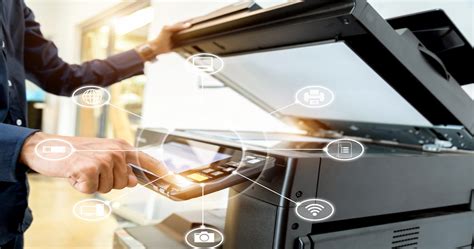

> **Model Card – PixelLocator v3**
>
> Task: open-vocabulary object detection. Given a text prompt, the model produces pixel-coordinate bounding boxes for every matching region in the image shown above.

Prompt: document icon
[337,142,352,158]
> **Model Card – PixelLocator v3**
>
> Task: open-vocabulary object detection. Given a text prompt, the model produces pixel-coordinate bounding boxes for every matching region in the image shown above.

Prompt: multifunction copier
[115,0,474,248]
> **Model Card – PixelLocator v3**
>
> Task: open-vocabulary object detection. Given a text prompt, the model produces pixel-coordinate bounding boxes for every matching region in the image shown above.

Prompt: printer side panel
[224,188,280,249]
[317,154,474,221]
[224,157,322,249]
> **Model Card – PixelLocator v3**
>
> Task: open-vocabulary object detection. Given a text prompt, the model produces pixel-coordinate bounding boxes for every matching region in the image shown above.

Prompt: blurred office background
[23,0,473,248]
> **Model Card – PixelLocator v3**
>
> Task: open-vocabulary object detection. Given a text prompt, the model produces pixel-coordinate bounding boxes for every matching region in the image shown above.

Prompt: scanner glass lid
[219,42,433,127]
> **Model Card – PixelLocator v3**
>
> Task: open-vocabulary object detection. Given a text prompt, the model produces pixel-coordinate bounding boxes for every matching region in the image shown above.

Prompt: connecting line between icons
[264,148,325,151]
[198,75,206,105]
[74,147,159,152]
[74,149,142,152]
[201,184,205,227]
[268,102,298,115]
[198,75,204,89]
[109,172,171,202]
[108,103,145,120]
[233,171,298,205]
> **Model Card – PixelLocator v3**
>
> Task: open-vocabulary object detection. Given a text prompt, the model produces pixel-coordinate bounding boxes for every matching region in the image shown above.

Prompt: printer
[115,0,474,248]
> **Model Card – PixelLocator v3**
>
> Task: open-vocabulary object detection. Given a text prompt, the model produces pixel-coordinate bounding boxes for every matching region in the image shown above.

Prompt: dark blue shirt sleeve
[0,124,37,183]
[23,6,145,96]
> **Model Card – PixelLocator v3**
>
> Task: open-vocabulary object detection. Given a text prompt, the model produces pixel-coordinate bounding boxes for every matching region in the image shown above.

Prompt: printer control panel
[181,154,267,183]
[131,133,274,201]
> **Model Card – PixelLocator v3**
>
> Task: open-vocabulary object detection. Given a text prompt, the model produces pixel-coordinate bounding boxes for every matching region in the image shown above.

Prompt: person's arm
[0,123,168,192]
[19,132,169,193]
[0,124,37,182]
[23,5,190,96]
[0,122,152,193]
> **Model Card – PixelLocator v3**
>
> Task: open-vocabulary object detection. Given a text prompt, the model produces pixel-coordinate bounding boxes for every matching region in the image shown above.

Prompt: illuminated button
[221,167,234,173]
[225,161,240,167]
[202,168,215,174]
[186,173,209,182]
[16,119,23,126]
[8,80,12,87]
[173,175,193,188]
[2,41,5,49]
[210,171,224,177]
[247,158,263,164]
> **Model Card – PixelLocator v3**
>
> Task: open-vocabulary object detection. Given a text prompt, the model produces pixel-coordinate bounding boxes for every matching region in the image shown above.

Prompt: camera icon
[194,231,215,243]
[185,227,223,248]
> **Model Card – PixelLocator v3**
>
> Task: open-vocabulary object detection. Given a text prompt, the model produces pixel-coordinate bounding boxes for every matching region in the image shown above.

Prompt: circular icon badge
[324,139,365,161]
[184,226,224,248]
[185,53,224,75]
[295,86,334,108]
[34,138,75,161]
[73,199,112,221]
[72,86,111,108]
[295,199,335,222]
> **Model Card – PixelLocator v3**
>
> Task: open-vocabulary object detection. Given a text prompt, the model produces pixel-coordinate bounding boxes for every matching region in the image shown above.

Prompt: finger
[73,177,98,194]
[113,160,129,190]
[68,177,77,186]
[68,168,99,194]
[127,166,138,187]
[98,164,114,193]
[111,152,129,190]
[67,161,99,194]
[125,151,169,177]
[164,22,191,32]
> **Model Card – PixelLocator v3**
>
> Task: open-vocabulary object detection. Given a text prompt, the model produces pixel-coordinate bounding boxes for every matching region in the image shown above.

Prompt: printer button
[186,173,210,182]
[210,171,225,177]
[225,161,240,167]
[221,167,235,173]
[202,168,215,174]
[247,158,264,165]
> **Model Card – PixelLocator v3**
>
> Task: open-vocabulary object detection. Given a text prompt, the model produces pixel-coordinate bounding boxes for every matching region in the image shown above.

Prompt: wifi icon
[305,204,325,217]
[296,199,335,222]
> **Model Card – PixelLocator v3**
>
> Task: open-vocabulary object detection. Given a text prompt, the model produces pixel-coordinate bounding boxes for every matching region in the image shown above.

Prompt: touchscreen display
[144,141,231,173]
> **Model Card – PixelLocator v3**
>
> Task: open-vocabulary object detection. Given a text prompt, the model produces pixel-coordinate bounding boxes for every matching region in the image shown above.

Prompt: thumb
[127,165,138,187]
[125,150,169,177]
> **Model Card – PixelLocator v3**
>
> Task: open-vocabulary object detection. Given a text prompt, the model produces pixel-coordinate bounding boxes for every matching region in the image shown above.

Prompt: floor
[24,174,117,249]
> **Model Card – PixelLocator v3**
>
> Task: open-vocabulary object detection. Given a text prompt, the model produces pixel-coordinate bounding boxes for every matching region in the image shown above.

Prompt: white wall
[25,0,122,135]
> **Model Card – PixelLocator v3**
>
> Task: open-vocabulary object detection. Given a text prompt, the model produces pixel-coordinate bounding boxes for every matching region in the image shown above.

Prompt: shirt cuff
[0,123,38,182]
[107,49,145,82]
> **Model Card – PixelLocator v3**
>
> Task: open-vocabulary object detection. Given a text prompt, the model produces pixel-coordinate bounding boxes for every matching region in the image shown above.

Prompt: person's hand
[135,22,191,61]
[19,132,168,194]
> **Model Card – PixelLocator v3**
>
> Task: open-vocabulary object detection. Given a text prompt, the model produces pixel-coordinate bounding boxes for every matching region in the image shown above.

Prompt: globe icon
[81,89,104,106]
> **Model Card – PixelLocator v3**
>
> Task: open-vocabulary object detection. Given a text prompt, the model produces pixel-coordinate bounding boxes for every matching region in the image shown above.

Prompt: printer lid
[173,0,474,150]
